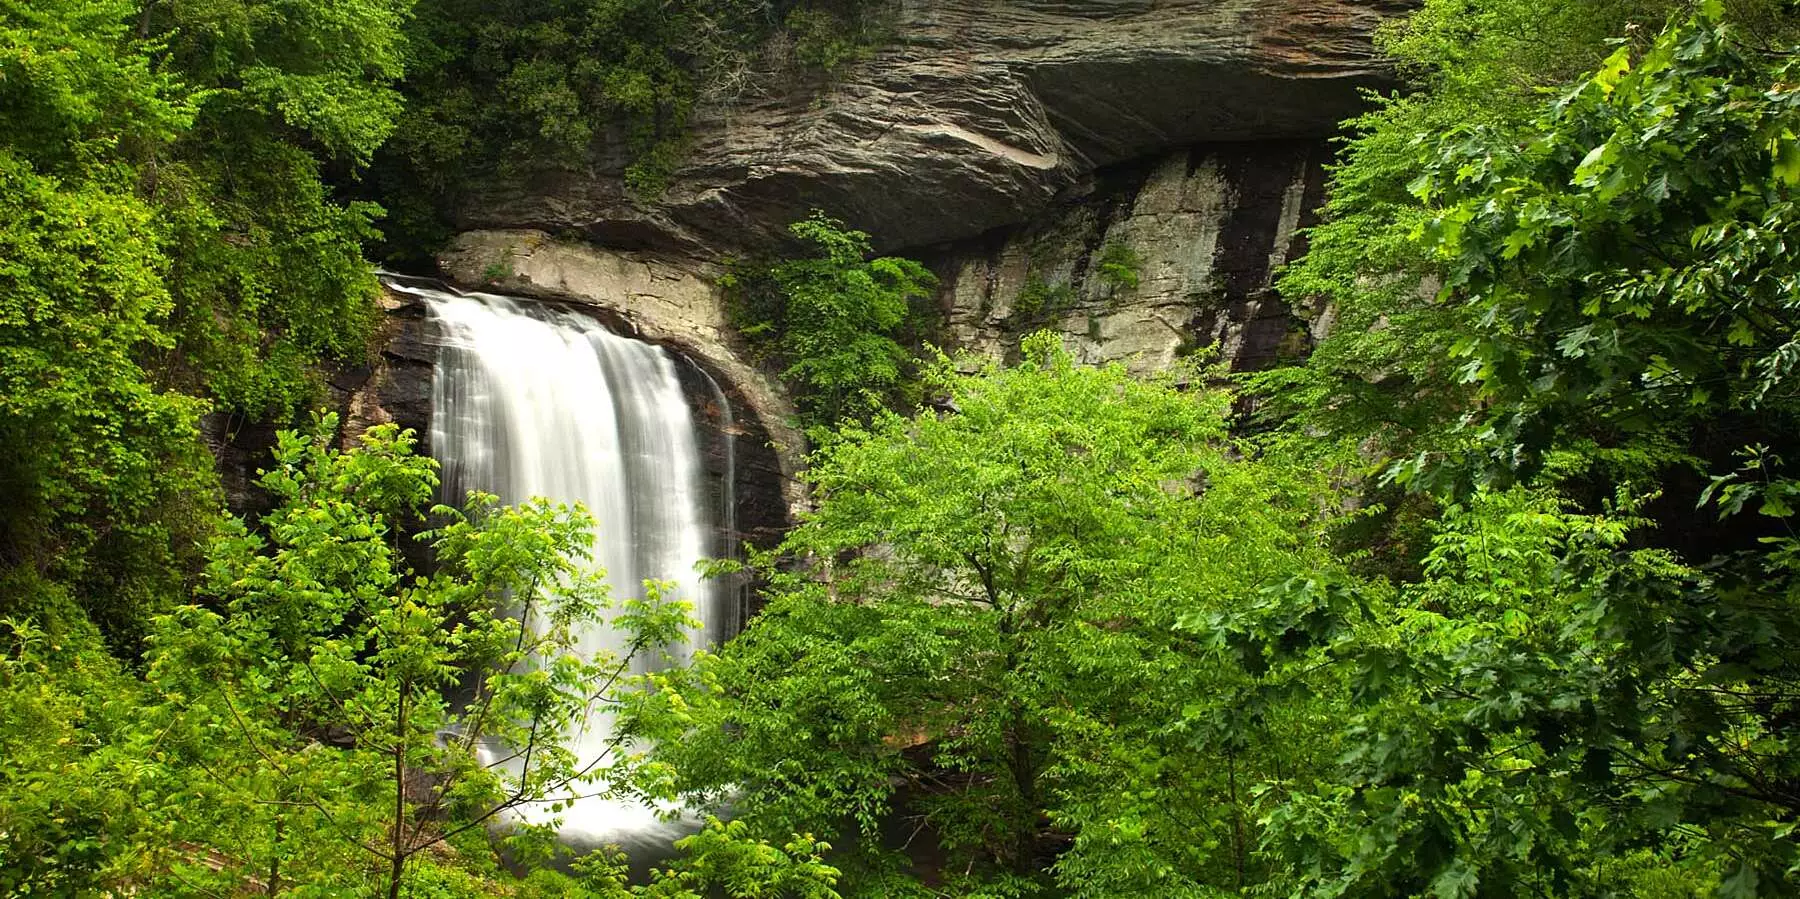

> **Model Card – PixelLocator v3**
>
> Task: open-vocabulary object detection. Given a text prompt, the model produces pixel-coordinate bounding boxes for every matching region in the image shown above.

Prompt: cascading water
[387,279,729,849]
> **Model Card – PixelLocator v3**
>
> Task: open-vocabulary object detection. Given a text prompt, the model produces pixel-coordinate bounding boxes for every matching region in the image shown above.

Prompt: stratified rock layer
[332,1,1412,535]
[454,0,1408,255]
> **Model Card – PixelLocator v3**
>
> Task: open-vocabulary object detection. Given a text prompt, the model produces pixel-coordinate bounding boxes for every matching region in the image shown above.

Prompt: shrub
[724,212,936,429]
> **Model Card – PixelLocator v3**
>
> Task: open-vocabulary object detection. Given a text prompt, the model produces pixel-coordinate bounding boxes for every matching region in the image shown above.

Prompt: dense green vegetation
[0,0,404,645]
[1231,2,1800,892]
[724,213,938,430]
[631,336,1344,895]
[8,0,1800,895]
[3,419,844,895]
[636,1,1800,895]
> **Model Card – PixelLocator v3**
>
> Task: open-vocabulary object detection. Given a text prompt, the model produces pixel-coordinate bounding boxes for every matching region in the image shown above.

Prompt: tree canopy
[0,0,407,641]
[8,0,1800,895]
[629,337,1346,896]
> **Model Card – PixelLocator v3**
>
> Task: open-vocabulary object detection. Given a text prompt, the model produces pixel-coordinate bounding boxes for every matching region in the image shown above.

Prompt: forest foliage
[629,336,1345,895]
[646,2,1800,895]
[723,212,938,430]
[7,0,1800,896]
[0,0,403,644]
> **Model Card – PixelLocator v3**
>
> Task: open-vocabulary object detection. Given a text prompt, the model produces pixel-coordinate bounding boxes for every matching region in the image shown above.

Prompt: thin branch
[217,688,391,862]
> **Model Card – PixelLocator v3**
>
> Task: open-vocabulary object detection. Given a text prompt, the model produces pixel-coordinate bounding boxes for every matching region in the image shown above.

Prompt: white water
[392,280,725,848]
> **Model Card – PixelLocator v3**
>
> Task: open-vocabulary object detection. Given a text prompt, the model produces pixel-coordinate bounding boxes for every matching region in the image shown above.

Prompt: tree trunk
[388,684,409,899]
[1228,749,1246,891]
[1005,708,1039,876]
[267,815,283,895]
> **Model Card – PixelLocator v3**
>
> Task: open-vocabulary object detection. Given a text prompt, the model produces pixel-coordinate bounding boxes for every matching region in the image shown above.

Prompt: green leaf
[1431,858,1480,899]
[1594,45,1632,96]
[1718,862,1758,899]
[1771,133,1800,186]
[1760,492,1793,518]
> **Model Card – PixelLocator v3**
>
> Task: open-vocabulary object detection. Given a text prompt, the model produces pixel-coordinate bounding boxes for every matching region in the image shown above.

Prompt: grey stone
[933,141,1329,376]
[452,0,1408,256]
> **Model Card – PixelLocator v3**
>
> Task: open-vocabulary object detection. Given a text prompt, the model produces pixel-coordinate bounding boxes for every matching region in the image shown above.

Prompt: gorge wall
[451,0,1409,257]
[321,0,1408,538]
[930,140,1331,376]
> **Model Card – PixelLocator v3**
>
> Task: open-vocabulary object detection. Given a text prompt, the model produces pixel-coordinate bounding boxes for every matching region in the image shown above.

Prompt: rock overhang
[451,0,1413,258]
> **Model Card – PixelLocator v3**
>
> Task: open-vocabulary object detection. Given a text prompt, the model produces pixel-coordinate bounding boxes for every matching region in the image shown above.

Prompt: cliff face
[452,0,1407,256]
[441,136,1334,412]
[934,140,1331,376]
[330,1,1406,530]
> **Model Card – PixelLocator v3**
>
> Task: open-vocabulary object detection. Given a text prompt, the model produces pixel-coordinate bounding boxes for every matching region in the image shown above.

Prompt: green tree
[1251,0,1783,480]
[143,0,410,416]
[0,0,413,641]
[132,416,703,895]
[724,212,936,429]
[1,414,849,896]
[0,611,149,894]
[631,336,1339,895]
[1216,9,1800,895]
[0,0,194,176]
[1213,485,1798,896]
[0,152,215,644]
[1391,4,1800,493]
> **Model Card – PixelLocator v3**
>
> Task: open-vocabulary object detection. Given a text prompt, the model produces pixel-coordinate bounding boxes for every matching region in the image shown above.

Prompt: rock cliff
[934,140,1330,376]
[330,0,1409,533]
[453,0,1409,256]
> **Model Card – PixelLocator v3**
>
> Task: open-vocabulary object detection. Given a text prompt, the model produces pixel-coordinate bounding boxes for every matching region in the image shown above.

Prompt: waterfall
[389,279,726,849]
[692,363,745,640]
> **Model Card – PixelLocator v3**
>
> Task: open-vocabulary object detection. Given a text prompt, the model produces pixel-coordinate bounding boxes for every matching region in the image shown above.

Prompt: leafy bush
[1008,273,1077,327]
[786,6,880,72]
[1094,240,1141,293]
[724,212,936,428]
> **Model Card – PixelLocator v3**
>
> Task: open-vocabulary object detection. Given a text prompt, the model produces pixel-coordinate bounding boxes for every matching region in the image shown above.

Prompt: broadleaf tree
[630,335,1345,896]
[136,416,690,895]
[1219,7,1800,895]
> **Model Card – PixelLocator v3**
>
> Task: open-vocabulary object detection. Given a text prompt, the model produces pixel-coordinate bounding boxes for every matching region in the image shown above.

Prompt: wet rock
[430,235,806,540]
